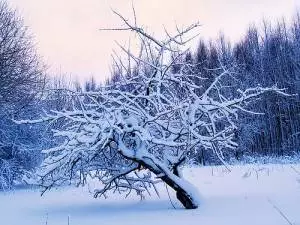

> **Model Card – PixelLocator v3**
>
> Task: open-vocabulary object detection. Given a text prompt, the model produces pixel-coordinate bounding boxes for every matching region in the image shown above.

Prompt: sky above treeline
[9,0,300,83]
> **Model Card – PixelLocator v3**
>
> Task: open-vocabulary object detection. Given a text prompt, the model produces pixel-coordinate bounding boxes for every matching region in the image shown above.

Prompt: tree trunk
[161,175,199,209]
[139,160,200,209]
[120,146,200,209]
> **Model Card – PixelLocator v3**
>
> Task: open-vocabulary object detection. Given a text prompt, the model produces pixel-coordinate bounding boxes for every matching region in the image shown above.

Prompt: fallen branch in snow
[290,166,300,176]
[267,197,293,225]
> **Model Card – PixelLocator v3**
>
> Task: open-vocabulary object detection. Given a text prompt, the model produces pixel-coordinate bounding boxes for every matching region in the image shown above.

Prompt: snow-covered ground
[1,164,300,225]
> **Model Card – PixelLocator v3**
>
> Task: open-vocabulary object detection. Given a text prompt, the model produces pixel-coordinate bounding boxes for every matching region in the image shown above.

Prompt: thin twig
[165,183,176,209]
[45,212,48,225]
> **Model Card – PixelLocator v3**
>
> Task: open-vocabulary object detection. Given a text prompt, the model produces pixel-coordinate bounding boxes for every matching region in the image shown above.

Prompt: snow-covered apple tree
[18,11,287,209]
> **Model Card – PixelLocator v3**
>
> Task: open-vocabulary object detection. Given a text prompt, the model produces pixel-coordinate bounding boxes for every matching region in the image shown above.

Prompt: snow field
[0,163,299,225]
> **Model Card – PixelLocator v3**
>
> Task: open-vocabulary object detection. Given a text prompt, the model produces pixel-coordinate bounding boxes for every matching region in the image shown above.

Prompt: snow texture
[0,163,299,225]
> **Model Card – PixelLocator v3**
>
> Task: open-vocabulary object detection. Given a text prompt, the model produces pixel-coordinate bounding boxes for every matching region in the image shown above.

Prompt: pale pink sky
[8,0,300,82]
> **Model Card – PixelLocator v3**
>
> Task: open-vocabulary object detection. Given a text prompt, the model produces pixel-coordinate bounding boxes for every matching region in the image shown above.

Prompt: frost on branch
[19,11,287,209]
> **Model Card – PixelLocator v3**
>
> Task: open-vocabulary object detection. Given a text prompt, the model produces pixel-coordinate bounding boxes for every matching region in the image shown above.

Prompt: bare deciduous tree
[18,11,286,209]
[0,0,45,189]
[0,0,45,109]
